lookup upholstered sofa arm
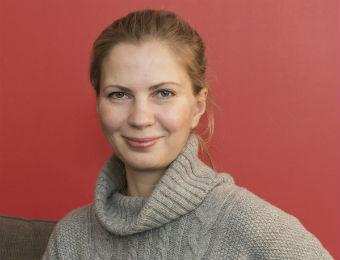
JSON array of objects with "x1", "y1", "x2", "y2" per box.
[{"x1": 0, "y1": 215, "x2": 56, "y2": 260}]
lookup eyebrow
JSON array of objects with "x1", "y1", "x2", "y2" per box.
[{"x1": 103, "y1": 82, "x2": 181, "y2": 92}]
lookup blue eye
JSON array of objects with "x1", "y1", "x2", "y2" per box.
[
  {"x1": 108, "y1": 92, "x2": 129, "y2": 99},
  {"x1": 157, "y1": 89, "x2": 174, "y2": 98}
]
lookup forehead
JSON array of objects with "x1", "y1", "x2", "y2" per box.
[{"x1": 100, "y1": 40, "x2": 190, "y2": 87}]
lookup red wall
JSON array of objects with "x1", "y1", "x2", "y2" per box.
[{"x1": 1, "y1": 0, "x2": 339, "y2": 257}]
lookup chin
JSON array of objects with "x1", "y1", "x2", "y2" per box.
[
  {"x1": 122, "y1": 154, "x2": 170, "y2": 172},
  {"x1": 126, "y1": 161, "x2": 166, "y2": 172}
]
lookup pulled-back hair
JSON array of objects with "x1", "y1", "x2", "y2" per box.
[{"x1": 89, "y1": 9, "x2": 215, "y2": 167}]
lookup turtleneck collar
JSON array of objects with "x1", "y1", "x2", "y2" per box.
[{"x1": 94, "y1": 134, "x2": 229, "y2": 236}]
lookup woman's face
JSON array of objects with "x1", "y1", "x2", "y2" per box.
[{"x1": 96, "y1": 40, "x2": 206, "y2": 172}]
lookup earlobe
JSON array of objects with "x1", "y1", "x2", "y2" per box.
[
  {"x1": 95, "y1": 96, "x2": 100, "y2": 114},
  {"x1": 191, "y1": 89, "x2": 208, "y2": 129},
  {"x1": 96, "y1": 101, "x2": 99, "y2": 114}
]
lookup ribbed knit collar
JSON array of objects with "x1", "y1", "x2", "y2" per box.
[{"x1": 94, "y1": 134, "x2": 225, "y2": 236}]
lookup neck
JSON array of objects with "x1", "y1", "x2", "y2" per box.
[{"x1": 124, "y1": 165, "x2": 165, "y2": 197}]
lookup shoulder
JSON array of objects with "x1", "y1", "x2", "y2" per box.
[
  {"x1": 53, "y1": 203, "x2": 93, "y2": 234},
  {"x1": 43, "y1": 203, "x2": 94, "y2": 259},
  {"x1": 211, "y1": 179, "x2": 333, "y2": 259}
]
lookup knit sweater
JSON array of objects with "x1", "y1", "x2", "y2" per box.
[{"x1": 43, "y1": 134, "x2": 333, "y2": 259}]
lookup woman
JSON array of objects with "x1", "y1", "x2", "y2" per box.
[{"x1": 43, "y1": 9, "x2": 333, "y2": 259}]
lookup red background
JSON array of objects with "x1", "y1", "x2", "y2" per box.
[{"x1": 0, "y1": 0, "x2": 339, "y2": 257}]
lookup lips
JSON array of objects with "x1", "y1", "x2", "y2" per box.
[
  {"x1": 123, "y1": 136, "x2": 161, "y2": 148},
  {"x1": 125, "y1": 137, "x2": 159, "y2": 142}
]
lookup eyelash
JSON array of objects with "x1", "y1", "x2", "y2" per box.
[{"x1": 108, "y1": 89, "x2": 175, "y2": 100}]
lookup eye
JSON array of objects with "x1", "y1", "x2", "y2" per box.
[
  {"x1": 108, "y1": 91, "x2": 129, "y2": 99},
  {"x1": 156, "y1": 89, "x2": 175, "y2": 98}
]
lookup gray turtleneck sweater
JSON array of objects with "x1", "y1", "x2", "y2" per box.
[{"x1": 43, "y1": 134, "x2": 333, "y2": 259}]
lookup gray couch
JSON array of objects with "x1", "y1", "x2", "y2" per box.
[{"x1": 0, "y1": 215, "x2": 56, "y2": 260}]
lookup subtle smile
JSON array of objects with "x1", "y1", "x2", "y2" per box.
[{"x1": 123, "y1": 136, "x2": 161, "y2": 148}]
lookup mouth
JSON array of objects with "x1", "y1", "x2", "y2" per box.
[{"x1": 123, "y1": 136, "x2": 161, "y2": 148}]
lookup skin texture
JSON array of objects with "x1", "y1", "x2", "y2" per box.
[{"x1": 96, "y1": 39, "x2": 207, "y2": 197}]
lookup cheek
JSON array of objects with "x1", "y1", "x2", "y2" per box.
[
  {"x1": 157, "y1": 101, "x2": 194, "y2": 131},
  {"x1": 97, "y1": 104, "x2": 124, "y2": 133}
]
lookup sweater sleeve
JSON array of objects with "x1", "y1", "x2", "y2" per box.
[
  {"x1": 41, "y1": 204, "x2": 92, "y2": 260},
  {"x1": 42, "y1": 223, "x2": 59, "y2": 260},
  {"x1": 219, "y1": 187, "x2": 334, "y2": 259}
]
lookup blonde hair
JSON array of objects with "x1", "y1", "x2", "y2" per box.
[{"x1": 89, "y1": 9, "x2": 215, "y2": 168}]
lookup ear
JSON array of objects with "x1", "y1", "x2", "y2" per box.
[
  {"x1": 95, "y1": 96, "x2": 99, "y2": 114},
  {"x1": 191, "y1": 88, "x2": 208, "y2": 129}
]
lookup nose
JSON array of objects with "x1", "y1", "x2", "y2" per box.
[{"x1": 127, "y1": 99, "x2": 155, "y2": 128}]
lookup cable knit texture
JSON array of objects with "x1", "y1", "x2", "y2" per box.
[{"x1": 43, "y1": 134, "x2": 333, "y2": 259}]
